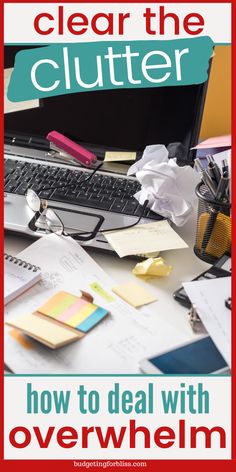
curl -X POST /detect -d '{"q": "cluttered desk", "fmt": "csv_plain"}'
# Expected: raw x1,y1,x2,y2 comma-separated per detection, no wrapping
4,44,231,375
3,213,208,374
4,139,231,375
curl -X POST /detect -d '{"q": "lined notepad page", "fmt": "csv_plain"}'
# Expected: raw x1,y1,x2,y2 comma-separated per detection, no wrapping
4,255,41,305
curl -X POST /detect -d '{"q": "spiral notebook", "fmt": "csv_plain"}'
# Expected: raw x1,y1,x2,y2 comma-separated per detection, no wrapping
4,253,41,305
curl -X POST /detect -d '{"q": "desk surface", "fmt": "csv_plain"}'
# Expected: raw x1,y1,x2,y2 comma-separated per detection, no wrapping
4,210,209,373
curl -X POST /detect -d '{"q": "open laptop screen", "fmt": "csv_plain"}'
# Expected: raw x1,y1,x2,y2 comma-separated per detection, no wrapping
4,45,210,162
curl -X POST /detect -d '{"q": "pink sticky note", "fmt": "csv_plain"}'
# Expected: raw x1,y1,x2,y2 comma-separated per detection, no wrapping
191,135,231,150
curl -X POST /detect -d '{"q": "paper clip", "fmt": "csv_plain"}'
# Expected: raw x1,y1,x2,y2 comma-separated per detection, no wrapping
46,130,97,168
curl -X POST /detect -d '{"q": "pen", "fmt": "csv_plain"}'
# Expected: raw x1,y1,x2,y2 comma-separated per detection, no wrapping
222,165,230,203
221,159,229,177
217,172,230,217
195,159,217,197
206,154,221,185
201,175,229,252
215,174,229,202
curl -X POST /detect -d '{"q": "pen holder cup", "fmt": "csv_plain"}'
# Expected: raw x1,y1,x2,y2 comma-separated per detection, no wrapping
194,182,231,264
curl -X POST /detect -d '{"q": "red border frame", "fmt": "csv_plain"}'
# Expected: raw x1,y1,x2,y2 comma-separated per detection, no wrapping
0,1,235,470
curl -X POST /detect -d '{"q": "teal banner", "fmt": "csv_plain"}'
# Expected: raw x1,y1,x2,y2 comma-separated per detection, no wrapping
7,37,214,102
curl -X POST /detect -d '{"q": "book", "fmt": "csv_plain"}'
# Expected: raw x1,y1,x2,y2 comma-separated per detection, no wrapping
4,253,41,305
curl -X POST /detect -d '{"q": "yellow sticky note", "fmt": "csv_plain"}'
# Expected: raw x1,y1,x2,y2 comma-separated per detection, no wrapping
38,291,78,318
133,257,172,277
112,281,157,308
104,151,136,162
103,220,188,258
90,282,115,302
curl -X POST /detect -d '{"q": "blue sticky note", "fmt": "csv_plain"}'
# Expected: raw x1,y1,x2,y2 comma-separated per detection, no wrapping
77,307,108,332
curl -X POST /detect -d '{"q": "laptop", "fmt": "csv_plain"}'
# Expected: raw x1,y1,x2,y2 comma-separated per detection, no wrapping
4,45,210,253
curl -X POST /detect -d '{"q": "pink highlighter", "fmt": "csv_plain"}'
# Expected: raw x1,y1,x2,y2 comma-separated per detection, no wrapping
46,130,97,168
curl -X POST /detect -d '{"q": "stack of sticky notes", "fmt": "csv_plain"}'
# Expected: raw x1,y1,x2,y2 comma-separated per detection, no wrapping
38,291,108,333
112,281,157,308
5,291,109,349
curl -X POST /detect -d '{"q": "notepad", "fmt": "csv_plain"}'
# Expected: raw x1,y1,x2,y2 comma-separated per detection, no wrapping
103,220,188,257
4,253,41,305
6,290,109,349
112,282,158,307
6,313,83,349
104,151,136,162
38,291,109,333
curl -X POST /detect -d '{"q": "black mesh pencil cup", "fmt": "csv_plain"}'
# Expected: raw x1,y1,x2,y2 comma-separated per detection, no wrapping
194,182,231,264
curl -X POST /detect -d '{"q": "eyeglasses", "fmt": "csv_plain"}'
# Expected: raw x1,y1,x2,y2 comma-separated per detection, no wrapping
26,189,104,241
26,188,149,239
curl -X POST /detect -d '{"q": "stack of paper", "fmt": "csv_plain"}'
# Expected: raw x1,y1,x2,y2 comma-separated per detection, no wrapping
183,277,231,367
4,234,178,373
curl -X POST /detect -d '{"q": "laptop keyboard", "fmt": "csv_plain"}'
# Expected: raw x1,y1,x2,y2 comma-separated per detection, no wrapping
4,158,162,220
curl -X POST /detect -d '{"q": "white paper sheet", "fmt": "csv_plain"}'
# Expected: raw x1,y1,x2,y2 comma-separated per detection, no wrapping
127,144,200,226
4,234,178,374
183,277,231,367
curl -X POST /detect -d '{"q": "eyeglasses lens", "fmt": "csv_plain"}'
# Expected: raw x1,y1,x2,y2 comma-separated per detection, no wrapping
45,209,64,234
26,189,41,212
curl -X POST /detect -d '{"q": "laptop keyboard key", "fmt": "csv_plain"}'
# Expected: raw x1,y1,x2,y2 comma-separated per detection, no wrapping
111,199,126,212
123,199,138,215
147,210,162,220
13,183,29,195
38,190,53,199
88,199,112,210
29,183,42,193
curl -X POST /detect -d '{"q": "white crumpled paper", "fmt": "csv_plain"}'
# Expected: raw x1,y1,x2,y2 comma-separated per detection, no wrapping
127,144,200,226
